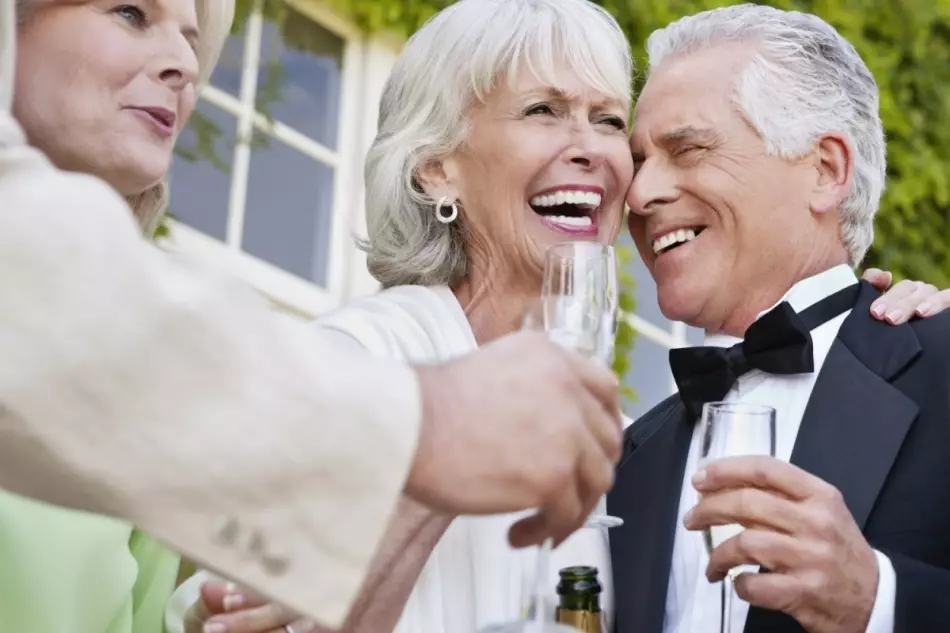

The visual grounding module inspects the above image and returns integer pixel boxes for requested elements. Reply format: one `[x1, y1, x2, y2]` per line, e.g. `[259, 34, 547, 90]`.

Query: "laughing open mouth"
[529, 190, 602, 230]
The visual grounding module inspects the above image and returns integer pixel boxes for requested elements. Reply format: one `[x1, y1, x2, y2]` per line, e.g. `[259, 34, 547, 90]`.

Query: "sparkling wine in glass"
[537, 241, 621, 530]
[698, 402, 776, 633]
[539, 241, 617, 364]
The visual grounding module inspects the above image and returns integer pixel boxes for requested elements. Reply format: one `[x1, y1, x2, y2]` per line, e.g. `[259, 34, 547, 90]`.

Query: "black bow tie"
[670, 283, 860, 418]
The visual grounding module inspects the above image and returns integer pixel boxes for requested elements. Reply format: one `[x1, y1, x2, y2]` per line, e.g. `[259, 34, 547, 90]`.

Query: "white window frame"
[165, 0, 375, 318]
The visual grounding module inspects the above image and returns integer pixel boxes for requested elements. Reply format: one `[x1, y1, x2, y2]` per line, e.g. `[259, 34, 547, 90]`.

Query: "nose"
[626, 156, 679, 216]
[563, 122, 607, 172]
[152, 33, 199, 92]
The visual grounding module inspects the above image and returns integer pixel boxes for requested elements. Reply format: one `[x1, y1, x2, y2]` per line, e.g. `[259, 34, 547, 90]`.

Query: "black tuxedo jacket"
[607, 281, 950, 633]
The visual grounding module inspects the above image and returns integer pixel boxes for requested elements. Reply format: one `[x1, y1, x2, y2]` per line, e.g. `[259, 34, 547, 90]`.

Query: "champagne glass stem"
[527, 537, 554, 623]
[722, 573, 735, 633]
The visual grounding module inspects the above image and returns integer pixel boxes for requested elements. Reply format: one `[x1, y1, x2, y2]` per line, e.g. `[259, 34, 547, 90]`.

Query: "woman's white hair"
[15, 0, 234, 235]
[362, 0, 633, 288]
[645, 4, 885, 266]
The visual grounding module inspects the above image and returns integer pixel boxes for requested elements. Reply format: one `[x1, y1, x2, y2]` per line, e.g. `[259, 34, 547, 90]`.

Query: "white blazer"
[0, 3, 420, 627]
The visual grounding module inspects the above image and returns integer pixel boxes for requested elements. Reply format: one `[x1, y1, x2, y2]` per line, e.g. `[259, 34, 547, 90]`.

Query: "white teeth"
[530, 190, 603, 208]
[544, 215, 593, 229]
[652, 228, 698, 254]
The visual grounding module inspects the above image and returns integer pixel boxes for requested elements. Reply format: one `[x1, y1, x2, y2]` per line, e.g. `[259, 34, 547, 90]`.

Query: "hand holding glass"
[698, 402, 776, 633]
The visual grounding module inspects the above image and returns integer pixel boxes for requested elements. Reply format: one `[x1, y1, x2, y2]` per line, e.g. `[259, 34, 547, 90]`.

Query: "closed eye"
[598, 116, 627, 131]
[674, 145, 702, 156]
[525, 103, 556, 117]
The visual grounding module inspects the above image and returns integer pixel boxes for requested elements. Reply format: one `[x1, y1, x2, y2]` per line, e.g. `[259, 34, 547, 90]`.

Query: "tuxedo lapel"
[745, 281, 921, 633]
[608, 397, 694, 633]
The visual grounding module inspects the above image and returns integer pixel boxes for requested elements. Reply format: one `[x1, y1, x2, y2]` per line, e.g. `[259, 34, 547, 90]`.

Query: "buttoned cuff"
[864, 550, 896, 633]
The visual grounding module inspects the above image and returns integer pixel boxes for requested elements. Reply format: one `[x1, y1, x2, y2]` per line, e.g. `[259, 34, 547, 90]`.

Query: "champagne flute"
[476, 243, 618, 633]
[699, 402, 776, 633]
[541, 242, 618, 366]
[526, 243, 619, 624]
[539, 242, 623, 526]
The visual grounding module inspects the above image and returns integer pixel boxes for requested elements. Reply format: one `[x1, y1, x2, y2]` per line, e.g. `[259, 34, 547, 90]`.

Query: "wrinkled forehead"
[497, 58, 630, 111]
[631, 48, 746, 149]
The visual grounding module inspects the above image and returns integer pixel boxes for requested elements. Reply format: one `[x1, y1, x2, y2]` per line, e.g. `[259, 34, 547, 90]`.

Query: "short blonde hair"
[362, 0, 633, 288]
[15, 0, 234, 235]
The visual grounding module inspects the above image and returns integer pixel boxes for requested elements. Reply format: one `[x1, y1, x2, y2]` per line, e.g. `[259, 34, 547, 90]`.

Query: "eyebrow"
[521, 86, 625, 111]
[630, 125, 720, 162]
[658, 125, 719, 145]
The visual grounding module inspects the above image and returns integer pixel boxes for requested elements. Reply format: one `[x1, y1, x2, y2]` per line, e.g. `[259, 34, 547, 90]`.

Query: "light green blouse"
[0, 490, 180, 633]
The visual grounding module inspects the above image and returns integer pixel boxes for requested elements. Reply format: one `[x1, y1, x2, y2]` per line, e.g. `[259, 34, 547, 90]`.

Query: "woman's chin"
[108, 166, 168, 198]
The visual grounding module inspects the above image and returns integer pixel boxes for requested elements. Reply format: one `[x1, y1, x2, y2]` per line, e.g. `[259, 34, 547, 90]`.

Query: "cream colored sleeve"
[0, 138, 421, 628]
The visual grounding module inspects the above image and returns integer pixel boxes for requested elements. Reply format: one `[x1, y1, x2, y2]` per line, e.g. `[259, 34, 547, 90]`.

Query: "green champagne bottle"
[555, 566, 604, 633]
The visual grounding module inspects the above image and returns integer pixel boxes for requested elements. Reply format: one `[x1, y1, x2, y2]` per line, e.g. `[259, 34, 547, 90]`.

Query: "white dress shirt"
[661, 265, 896, 633]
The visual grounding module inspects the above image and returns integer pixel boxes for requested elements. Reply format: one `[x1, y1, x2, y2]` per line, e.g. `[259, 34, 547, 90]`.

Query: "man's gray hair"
[645, 4, 885, 266]
[362, 0, 633, 288]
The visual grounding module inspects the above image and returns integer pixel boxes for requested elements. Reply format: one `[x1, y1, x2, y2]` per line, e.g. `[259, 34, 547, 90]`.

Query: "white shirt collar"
[703, 264, 858, 348]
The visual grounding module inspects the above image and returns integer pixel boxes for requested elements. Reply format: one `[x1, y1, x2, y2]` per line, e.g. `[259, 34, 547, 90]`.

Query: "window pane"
[168, 100, 236, 241]
[622, 335, 674, 420]
[686, 326, 704, 345]
[242, 131, 334, 286]
[209, 30, 245, 97]
[257, 5, 343, 149]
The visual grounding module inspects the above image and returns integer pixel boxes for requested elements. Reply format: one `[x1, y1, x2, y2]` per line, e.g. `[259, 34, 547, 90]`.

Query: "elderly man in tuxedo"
[608, 5, 950, 633]
[0, 0, 624, 628]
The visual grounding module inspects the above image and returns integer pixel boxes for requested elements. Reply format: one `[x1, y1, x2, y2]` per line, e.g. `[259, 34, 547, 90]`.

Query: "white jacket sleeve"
[0, 125, 421, 628]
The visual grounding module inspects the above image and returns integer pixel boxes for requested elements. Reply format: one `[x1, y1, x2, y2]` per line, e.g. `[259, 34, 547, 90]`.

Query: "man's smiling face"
[626, 43, 819, 333]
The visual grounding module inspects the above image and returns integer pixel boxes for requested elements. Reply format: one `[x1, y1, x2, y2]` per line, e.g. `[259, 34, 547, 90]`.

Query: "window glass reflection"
[242, 131, 335, 286]
[168, 100, 237, 241]
[257, 5, 343, 149]
[209, 30, 246, 97]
